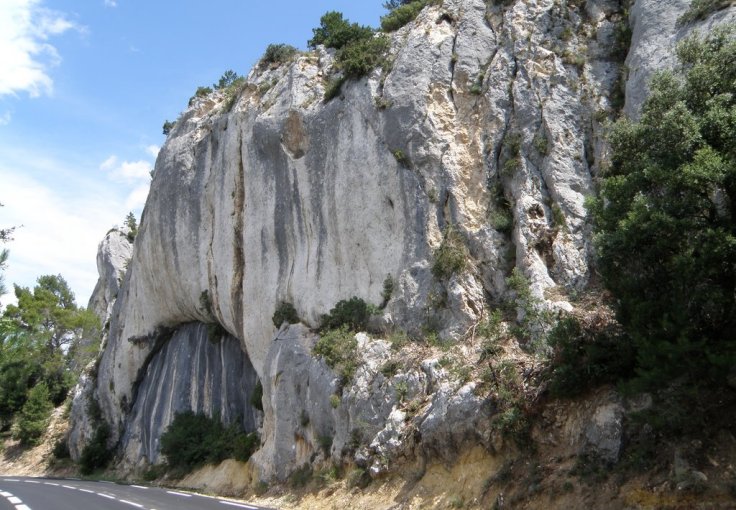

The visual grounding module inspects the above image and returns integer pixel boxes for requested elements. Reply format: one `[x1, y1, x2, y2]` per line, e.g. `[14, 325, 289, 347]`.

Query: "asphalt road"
[0, 476, 275, 510]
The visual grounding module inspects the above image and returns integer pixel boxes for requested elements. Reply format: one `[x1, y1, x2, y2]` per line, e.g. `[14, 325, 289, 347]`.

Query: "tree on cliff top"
[591, 25, 736, 389]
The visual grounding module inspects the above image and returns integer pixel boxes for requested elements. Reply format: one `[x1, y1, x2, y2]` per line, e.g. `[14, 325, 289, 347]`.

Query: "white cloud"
[0, 145, 156, 306]
[0, 0, 82, 98]
[100, 154, 152, 212]
[101, 156, 151, 183]
[0, 162, 128, 306]
[104, 0, 117, 7]
[0, 111, 11, 125]
[145, 145, 160, 158]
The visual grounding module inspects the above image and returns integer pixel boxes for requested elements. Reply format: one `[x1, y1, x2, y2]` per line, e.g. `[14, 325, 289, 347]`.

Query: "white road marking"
[22, 481, 39, 484]
[62, 485, 76, 489]
[43, 482, 59, 486]
[7, 497, 21, 504]
[219, 502, 258, 509]
[166, 490, 192, 497]
[2, 479, 19, 482]
[79, 488, 94, 493]
[16, 505, 32, 510]
[98, 493, 116, 500]
[0, 491, 12, 497]
[130, 485, 148, 489]
[119, 499, 144, 508]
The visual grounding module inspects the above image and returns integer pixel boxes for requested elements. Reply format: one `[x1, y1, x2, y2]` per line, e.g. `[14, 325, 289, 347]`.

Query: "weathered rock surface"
[119, 322, 261, 468]
[68, 0, 736, 481]
[625, 0, 736, 118]
[86, 228, 133, 324]
[253, 325, 491, 481]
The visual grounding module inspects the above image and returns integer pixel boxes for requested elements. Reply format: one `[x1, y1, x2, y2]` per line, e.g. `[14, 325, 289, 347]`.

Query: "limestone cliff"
[68, 0, 736, 490]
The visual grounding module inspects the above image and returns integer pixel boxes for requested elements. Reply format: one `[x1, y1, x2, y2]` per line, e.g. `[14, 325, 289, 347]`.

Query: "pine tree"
[14, 382, 53, 446]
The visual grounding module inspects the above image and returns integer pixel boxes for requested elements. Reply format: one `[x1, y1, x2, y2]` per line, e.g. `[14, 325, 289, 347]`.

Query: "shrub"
[320, 297, 372, 331]
[317, 434, 333, 454]
[162, 120, 175, 135]
[486, 360, 530, 443]
[592, 26, 736, 390]
[677, 0, 733, 26]
[323, 76, 347, 102]
[347, 467, 371, 488]
[313, 326, 359, 383]
[213, 70, 241, 90]
[160, 411, 258, 474]
[261, 43, 298, 68]
[533, 133, 549, 155]
[431, 225, 468, 279]
[391, 148, 411, 167]
[336, 34, 390, 79]
[308, 11, 374, 50]
[289, 463, 313, 488]
[14, 383, 53, 446]
[380, 275, 395, 308]
[381, 1, 427, 32]
[53, 438, 70, 459]
[490, 208, 513, 234]
[221, 77, 246, 112]
[547, 315, 635, 398]
[329, 394, 341, 408]
[478, 310, 504, 361]
[272, 301, 300, 328]
[195, 86, 212, 98]
[79, 423, 113, 475]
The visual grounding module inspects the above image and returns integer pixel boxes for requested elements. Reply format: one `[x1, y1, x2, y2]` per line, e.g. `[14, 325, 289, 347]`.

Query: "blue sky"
[0, 0, 386, 307]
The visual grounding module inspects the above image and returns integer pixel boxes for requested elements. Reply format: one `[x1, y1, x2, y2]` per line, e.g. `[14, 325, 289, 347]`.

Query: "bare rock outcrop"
[68, 0, 736, 481]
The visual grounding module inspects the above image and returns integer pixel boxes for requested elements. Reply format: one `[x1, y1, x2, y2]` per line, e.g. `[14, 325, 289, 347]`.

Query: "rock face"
[86, 228, 133, 324]
[69, 0, 736, 480]
[625, 0, 736, 118]
[119, 323, 260, 468]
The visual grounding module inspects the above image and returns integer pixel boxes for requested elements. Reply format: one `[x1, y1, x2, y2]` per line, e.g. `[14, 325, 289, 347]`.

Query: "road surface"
[0, 476, 274, 510]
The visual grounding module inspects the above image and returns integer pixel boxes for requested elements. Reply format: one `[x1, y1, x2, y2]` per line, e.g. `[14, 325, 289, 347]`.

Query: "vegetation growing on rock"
[591, 26, 736, 392]
[160, 411, 258, 476]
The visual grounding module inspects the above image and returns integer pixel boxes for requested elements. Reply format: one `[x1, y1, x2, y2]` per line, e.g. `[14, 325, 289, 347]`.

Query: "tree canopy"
[591, 26, 736, 388]
[0, 274, 100, 428]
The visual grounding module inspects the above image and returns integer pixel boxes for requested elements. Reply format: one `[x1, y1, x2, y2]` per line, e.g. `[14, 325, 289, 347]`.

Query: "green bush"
[592, 26, 736, 390]
[313, 326, 359, 383]
[213, 70, 241, 90]
[337, 35, 390, 79]
[160, 411, 258, 474]
[14, 382, 53, 446]
[381, 1, 427, 32]
[311, 11, 390, 102]
[308, 11, 374, 50]
[195, 86, 212, 98]
[677, 0, 733, 26]
[381, 275, 395, 308]
[53, 438, 70, 459]
[272, 301, 300, 328]
[547, 315, 635, 398]
[431, 225, 468, 279]
[320, 297, 372, 331]
[261, 43, 298, 68]
[79, 423, 113, 475]
[162, 120, 175, 135]
[289, 463, 313, 488]
[323, 76, 347, 102]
